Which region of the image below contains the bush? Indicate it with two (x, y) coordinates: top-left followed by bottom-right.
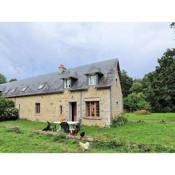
(112, 113), (128, 127)
(0, 96), (19, 121)
(124, 92), (150, 112)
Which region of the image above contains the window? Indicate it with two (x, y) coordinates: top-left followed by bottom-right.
(88, 75), (96, 86)
(64, 79), (71, 88)
(35, 103), (40, 113)
(86, 101), (100, 117)
(37, 84), (45, 90)
(60, 105), (63, 115)
(21, 87), (27, 92)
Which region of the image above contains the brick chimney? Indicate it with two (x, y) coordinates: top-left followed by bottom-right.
(58, 64), (66, 73)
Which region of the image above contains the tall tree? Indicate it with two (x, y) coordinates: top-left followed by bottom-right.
(148, 49), (175, 112)
(170, 22), (175, 28)
(120, 70), (133, 97)
(0, 73), (6, 84)
(9, 78), (17, 82)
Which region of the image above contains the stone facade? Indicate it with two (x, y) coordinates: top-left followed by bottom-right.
(10, 69), (123, 127)
(3, 59), (123, 127)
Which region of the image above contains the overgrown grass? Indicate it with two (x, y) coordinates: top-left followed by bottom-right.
(1, 118), (175, 152)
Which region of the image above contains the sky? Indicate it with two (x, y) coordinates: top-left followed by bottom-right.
(0, 22), (174, 80)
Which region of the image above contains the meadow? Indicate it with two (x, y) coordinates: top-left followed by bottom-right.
(0, 113), (175, 153)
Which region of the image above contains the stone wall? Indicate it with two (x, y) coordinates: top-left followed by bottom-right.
(111, 66), (123, 118)
(10, 87), (111, 127)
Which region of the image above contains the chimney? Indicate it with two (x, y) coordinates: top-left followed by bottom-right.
(58, 64), (66, 73)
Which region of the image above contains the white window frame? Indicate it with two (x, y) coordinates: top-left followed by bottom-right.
(88, 75), (96, 86)
(64, 79), (71, 89)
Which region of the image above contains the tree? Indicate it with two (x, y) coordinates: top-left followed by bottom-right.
(9, 78), (17, 82)
(147, 49), (175, 112)
(120, 70), (133, 97)
(129, 79), (143, 93)
(0, 73), (6, 84)
(124, 92), (150, 112)
(170, 22), (175, 28)
(0, 96), (19, 121)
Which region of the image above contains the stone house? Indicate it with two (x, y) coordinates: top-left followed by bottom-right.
(0, 59), (123, 127)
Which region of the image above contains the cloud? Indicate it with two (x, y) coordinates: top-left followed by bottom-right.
(0, 22), (174, 80)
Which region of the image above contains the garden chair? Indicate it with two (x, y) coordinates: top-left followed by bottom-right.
(60, 122), (70, 133)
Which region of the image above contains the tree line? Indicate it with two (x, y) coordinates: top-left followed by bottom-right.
(121, 23), (175, 112)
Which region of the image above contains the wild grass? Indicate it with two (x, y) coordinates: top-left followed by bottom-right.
(0, 117), (175, 153)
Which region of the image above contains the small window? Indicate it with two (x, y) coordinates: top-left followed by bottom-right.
(86, 101), (100, 117)
(35, 103), (40, 113)
(60, 105), (63, 115)
(37, 84), (45, 90)
(64, 79), (71, 88)
(88, 75), (96, 86)
(21, 87), (27, 92)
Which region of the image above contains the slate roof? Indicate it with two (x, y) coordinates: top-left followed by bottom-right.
(0, 58), (119, 97)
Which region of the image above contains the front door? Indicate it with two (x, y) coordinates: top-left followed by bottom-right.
(70, 102), (77, 121)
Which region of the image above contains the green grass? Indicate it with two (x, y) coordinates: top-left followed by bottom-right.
(1, 117), (175, 153)
(127, 113), (175, 122)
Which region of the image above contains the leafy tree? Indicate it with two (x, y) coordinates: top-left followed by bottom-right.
(124, 92), (150, 112)
(0, 73), (6, 84)
(147, 49), (175, 112)
(170, 22), (175, 28)
(0, 96), (19, 121)
(9, 78), (17, 82)
(129, 79), (143, 93)
(120, 70), (133, 97)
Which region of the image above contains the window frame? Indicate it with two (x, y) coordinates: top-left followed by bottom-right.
(35, 103), (40, 114)
(88, 75), (97, 86)
(86, 101), (100, 118)
(60, 105), (63, 115)
(64, 79), (71, 89)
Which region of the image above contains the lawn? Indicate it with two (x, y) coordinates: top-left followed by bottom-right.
(1, 116), (175, 153)
(127, 113), (175, 122)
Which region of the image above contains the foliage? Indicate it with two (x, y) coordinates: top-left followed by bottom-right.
(0, 96), (19, 121)
(120, 70), (133, 97)
(144, 49), (175, 112)
(0, 73), (6, 84)
(124, 92), (150, 112)
(112, 113), (128, 127)
(9, 78), (17, 82)
(170, 22), (175, 28)
(129, 79), (143, 93)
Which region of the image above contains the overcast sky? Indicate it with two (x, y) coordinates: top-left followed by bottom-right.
(0, 22), (174, 80)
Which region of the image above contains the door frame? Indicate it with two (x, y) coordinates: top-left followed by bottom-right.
(69, 101), (77, 121)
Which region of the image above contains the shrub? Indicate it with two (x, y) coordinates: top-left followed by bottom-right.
(124, 92), (150, 112)
(112, 113), (128, 127)
(0, 96), (19, 121)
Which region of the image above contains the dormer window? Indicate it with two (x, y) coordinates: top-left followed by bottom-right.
(64, 79), (71, 89)
(88, 75), (96, 86)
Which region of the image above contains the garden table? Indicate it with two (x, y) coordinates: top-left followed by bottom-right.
(53, 121), (79, 131)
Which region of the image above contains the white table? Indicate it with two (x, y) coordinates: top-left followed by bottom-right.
(53, 121), (79, 131)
